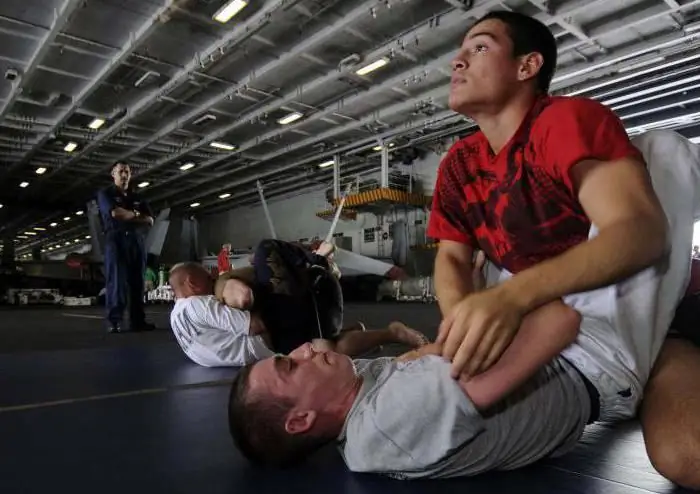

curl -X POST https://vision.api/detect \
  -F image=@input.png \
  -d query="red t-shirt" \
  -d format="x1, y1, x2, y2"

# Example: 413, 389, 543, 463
427, 95, 643, 274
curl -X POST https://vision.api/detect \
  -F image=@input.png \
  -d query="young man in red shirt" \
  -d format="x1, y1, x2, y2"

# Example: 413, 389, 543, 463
428, 11, 700, 489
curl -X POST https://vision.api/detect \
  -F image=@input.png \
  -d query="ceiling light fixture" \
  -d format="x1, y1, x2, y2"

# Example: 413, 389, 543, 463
75, 210, 84, 216
34, 227, 46, 231
138, 181, 150, 188
210, 141, 235, 151
24, 232, 37, 236
50, 222, 57, 227
180, 162, 195, 171
318, 160, 335, 169
64, 142, 78, 152
356, 58, 389, 76
213, 0, 248, 23
219, 193, 231, 199
19, 181, 29, 188
277, 112, 303, 125
64, 216, 71, 221
88, 118, 105, 130
190, 202, 200, 208
35, 167, 47, 175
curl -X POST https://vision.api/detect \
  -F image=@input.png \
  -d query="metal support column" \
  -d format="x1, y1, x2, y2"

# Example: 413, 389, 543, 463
380, 142, 390, 188
256, 180, 277, 239
333, 154, 341, 200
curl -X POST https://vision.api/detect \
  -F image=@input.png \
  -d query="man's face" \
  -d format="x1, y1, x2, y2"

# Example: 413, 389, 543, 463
112, 164, 131, 189
247, 343, 358, 433
449, 19, 525, 114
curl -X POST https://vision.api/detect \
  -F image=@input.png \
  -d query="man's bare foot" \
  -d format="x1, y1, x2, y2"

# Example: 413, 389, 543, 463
388, 321, 429, 348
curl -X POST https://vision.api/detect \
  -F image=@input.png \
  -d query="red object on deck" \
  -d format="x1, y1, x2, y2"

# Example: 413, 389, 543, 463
217, 248, 231, 275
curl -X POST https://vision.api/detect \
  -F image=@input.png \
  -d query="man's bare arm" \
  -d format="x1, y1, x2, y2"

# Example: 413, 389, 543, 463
502, 157, 668, 313
434, 240, 475, 315
397, 300, 580, 410
459, 300, 580, 410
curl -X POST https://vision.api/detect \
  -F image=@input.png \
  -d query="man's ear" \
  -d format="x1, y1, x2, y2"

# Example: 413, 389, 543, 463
284, 410, 317, 435
517, 52, 544, 83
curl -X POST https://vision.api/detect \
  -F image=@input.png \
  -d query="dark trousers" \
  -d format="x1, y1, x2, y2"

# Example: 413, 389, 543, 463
104, 232, 146, 327
253, 239, 340, 354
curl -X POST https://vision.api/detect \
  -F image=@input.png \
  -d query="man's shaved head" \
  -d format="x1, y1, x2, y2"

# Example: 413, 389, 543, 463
170, 262, 213, 298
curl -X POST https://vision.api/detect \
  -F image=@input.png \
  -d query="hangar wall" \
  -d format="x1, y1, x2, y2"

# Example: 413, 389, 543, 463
198, 151, 444, 258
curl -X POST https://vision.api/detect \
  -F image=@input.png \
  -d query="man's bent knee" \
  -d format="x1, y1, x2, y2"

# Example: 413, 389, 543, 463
641, 339, 700, 489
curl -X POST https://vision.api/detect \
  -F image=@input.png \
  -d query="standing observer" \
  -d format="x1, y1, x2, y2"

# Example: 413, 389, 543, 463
97, 163, 156, 333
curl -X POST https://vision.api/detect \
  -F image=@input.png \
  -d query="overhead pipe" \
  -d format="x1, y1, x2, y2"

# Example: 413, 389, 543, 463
139, 50, 456, 196
117, 4, 478, 188
9, 0, 303, 188
0, 0, 83, 122
1, 0, 182, 179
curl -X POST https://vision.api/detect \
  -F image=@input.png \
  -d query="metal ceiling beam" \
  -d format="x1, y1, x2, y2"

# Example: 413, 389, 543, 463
0, 0, 181, 179
19, 0, 306, 191
0, 0, 83, 122
157, 94, 457, 208
141, 50, 456, 196
123, 6, 480, 190
52, 0, 417, 200
557, 0, 700, 55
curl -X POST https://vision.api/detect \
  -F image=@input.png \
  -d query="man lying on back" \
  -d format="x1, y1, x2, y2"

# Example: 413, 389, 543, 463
168, 241, 426, 367
227, 298, 590, 476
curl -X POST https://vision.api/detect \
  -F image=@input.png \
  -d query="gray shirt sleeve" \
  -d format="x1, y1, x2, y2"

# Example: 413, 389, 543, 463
341, 355, 485, 474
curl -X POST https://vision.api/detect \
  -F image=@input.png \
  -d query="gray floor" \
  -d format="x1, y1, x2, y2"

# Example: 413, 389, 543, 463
0, 301, 442, 354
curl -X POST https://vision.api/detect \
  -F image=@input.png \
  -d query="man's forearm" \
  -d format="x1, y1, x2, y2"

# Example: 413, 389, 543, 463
434, 253, 475, 315
503, 215, 667, 313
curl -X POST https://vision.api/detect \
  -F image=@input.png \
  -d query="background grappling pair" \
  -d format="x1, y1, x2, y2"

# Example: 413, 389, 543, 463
169, 239, 429, 368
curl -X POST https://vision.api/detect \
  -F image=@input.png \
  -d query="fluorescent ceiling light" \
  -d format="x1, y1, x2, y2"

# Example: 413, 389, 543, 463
690, 136, 700, 144
64, 216, 71, 221
0, 204, 3, 209
74, 239, 79, 243
318, 160, 335, 169
24, 232, 37, 236
372, 143, 396, 151
88, 118, 105, 130
35, 167, 47, 175
190, 202, 200, 208
50, 222, 57, 227
17, 235, 28, 239
75, 210, 84, 216
85, 235, 91, 239
34, 227, 46, 231
138, 181, 150, 188
219, 193, 231, 199
278, 112, 303, 125
64, 142, 78, 152
180, 162, 195, 171
210, 141, 235, 150
64, 241, 70, 246
213, 0, 248, 23
356, 58, 389, 76
19, 181, 29, 188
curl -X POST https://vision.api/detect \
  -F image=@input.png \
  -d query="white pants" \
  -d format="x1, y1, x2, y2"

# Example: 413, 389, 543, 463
485, 130, 700, 421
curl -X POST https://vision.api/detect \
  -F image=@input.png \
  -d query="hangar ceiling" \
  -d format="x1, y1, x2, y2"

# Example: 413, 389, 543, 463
2, 0, 700, 257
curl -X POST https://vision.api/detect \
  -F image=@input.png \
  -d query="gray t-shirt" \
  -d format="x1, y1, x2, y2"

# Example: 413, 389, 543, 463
338, 355, 591, 479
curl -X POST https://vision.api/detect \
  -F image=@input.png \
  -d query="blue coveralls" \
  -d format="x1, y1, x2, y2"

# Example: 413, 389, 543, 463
96, 185, 153, 329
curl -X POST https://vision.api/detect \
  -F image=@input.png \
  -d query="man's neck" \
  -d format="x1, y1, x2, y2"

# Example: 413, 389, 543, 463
327, 376, 363, 437
470, 92, 539, 155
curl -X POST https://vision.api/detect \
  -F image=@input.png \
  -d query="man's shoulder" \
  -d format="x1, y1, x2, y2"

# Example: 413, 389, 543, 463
535, 95, 614, 123
174, 295, 217, 313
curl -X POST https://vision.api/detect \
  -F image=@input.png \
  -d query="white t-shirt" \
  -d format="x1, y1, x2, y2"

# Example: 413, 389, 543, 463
169, 295, 274, 367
